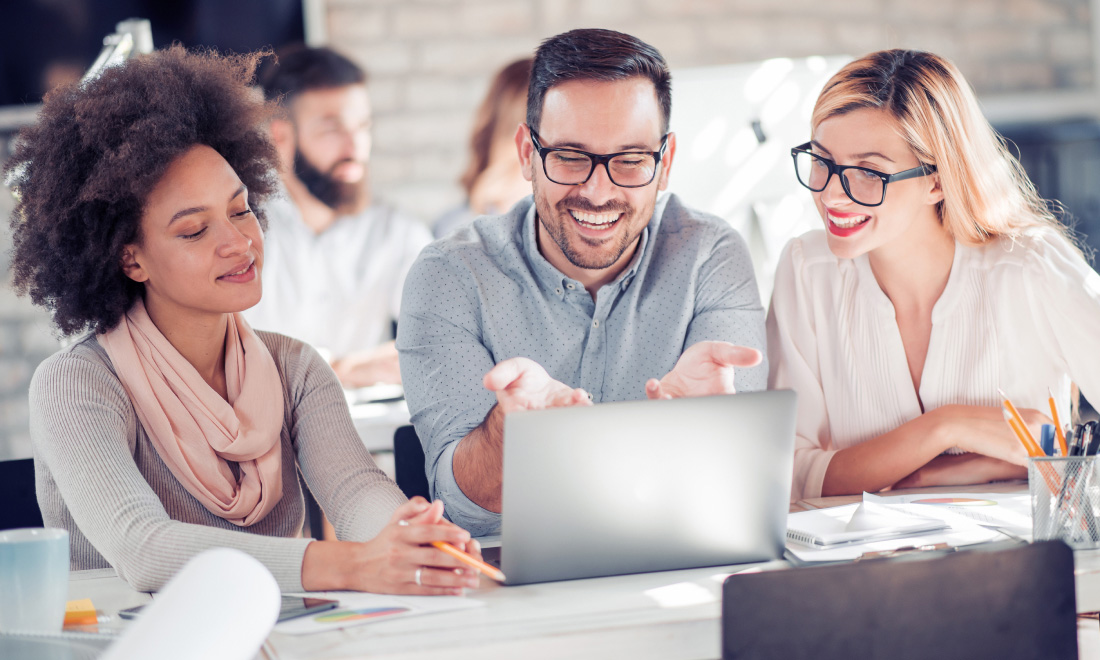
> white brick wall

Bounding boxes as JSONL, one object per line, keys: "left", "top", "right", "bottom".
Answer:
{"left": 325, "top": 0, "right": 1096, "bottom": 223}
{"left": 0, "top": 0, "right": 1094, "bottom": 457}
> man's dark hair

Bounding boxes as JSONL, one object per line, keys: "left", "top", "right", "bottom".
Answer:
{"left": 527, "top": 28, "right": 672, "bottom": 134}
{"left": 5, "top": 46, "right": 279, "bottom": 336}
{"left": 259, "top": 45, "right": 367, "bottom": 104}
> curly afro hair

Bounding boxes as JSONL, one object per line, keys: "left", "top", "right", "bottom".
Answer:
{"left": 5, "top": 46, "right": 280, "bottom": 336}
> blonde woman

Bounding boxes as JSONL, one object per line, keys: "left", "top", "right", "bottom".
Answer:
{"left": 768, "top": 49, "right": 1100, "bottom": 499}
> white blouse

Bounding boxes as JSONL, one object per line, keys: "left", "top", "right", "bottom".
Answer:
{"left": 767, "top": 228, "right": 1100, "bottom": 501}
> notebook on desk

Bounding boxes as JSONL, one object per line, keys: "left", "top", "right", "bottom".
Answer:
{"left": 786, "top": 501, "right": 948, "bottom": 547}
{"left": 492, "top": 389, "right": 797, "bottom": 585}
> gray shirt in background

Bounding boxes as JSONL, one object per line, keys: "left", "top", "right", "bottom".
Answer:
{"left": 31, "top": 331, "right": 407, "bottom": 593}
{"left": 397, "top": 193, "right": 767, "bottom": 536}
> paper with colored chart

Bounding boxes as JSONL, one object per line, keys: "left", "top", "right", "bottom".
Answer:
{"left": 273, "top": 592, "right": 483, "bottom": 636}
{"left": 864, "top": 491, "right": 1032, "bottom": 536}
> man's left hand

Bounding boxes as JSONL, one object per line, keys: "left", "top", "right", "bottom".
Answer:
{"left": 645, "top": 341, "right": 762, "bottom": 400}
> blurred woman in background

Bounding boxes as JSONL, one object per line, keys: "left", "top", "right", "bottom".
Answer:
{"left": 434, "top": 57, "right": 532, "bottom": 237}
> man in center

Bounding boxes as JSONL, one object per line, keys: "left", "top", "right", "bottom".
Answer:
{"left": 398, "top": 29, "right": 767, "bottom": 536}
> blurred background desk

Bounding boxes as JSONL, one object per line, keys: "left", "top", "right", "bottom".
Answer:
{"left": 348, "top": 400, "right": 408, "bottom": 454}
{"left": 344, "top": 385, "right": 410, "bottom": 482}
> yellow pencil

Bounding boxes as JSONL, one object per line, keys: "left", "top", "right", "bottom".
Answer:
{"left": 1004, "top": 409, "right": 1060, "bottom": 492}
{"left": 999, "top": 389, "right": 1042, "bottom": 456}
{"left": 432, "top": 541, "right": 507, "bottom": 583}
{"left": 1048, "top": 388, "right": 1068, "bottom": 457}
{"left": 1005, "top": 414, "right": 1042, "bottom": 458}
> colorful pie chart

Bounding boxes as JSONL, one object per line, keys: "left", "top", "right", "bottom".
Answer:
{"left": 314, "top": 606, "right": 409, "bottom": 623}
{"left": 911, "top": 497, "right": 997, "bottom": 506}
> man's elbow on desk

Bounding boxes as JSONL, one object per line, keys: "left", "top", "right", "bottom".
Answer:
{"left": 437, "top": 437, "right": 504, "bottom": 537}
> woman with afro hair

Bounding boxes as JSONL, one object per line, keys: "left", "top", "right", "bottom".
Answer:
{"left": 7, "top": 46, "right": 481, "bottom": 594}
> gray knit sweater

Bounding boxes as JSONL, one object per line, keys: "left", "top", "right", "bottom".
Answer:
{"left": 30, "top": 331, "right": 407, "bottom": 593}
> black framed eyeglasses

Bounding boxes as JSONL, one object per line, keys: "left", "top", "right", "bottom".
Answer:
{"left": 790, "top": 142, "right": 937, "bottom": 207}
{"left": 529, "top": 129, "right": 669, "bottom": 188}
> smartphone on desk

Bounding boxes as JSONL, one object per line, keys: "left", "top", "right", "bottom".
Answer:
{"left": 118, "top": 595, "right": 339, "bottom": 622}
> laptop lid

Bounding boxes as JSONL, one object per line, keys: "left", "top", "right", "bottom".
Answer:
{"left": 721, "top": 540, "right": 1078, "bottom": 660}
{"left": 500, "top": 389, "right": 796, "bottom": 585}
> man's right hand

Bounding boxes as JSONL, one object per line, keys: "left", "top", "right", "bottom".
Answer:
{"left": 453, "top": 358, "right": 590, "bottom": 515}
{"left": 483, "top": 357, "right": 593, "bottom": 414}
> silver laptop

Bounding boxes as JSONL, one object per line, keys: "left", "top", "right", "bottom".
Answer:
{"left": 496, "top": 389, "right": 797, "bottom": 585}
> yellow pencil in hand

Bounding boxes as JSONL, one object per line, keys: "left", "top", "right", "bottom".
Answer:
{"left": 431, "top": 541, "right": 507, "bottom": 583}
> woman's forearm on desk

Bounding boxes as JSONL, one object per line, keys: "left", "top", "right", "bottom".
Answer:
{"left": 820, "top": 412, "right": 948, "bottom": 496}
{"left": 893, "top": 454, "right": 1027, "bottom": 489}
{"left": 821, "top": 404, "right": 1040, "bottom": 496}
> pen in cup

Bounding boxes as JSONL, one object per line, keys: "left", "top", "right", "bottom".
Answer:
{"left": 1040, "top": 424, "right": 1055, "bottom": 457}
{"left": 1048, "top": 388, "right": 1068, "bottom": 456}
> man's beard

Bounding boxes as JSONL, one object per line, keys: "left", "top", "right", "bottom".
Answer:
{"left": 532, "top": 177, "right": 641, "bottom": 271}
{"left": 293, "top": 150, "right": 367, "bottom": 212}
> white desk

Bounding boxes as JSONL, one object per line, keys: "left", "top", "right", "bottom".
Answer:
{"left": 266, "top": 562, "right": 781, "bottom": 660}
{"left": 54, "top": 481, "right": 1100, "bottom": 659}
{"left": 62, "top": 559, "right": 1099, "bottom": 660}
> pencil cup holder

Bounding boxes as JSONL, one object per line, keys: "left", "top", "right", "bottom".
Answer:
{"left": 1030, "top": 456, "right": 1100, "bottom": 550}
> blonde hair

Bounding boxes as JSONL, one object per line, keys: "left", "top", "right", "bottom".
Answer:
{"left": 812, "top": 49, "right": 1073, "bottom": 248}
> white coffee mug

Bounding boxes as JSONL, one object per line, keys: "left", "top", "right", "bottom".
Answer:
{"left": 0, "top": 528, "right": 70, "bottom": 632}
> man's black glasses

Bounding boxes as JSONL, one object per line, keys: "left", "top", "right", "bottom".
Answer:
{"left": 530, "top": 129, "right": 669, "bottom": 188}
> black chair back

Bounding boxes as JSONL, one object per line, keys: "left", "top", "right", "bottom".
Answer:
{"left": 0, "top": 458, "right": 44, "bottom": 530}
{"left": 393, "top": 425, "right": 431, "bottom": 500}
{"left": 722, "top": 540, "right": 1077, "bottom": 660}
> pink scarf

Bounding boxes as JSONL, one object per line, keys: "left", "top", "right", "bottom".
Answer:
{"left": 98, "top": 300, "right": 285, "bottom": 526}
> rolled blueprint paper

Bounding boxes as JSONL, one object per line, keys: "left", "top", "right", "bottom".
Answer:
{"left": 102, "top": 548, "right": 280, "bottom": 660}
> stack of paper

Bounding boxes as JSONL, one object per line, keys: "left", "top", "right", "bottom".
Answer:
{"left": 787, "top": 501, "right": 946, "bottom": 548}
{"left": 786, "top": 492, "right": 1029, "bottom": 562}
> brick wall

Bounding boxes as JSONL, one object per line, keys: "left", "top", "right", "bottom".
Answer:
{"left": 0, "top": 0, "right": 1095, "bottom": 457}
{"left": 0, "top": 162, "right": 62, "bottom": 460}
{"left": 324, "top": 0, "right": 1096, "bottom": 222}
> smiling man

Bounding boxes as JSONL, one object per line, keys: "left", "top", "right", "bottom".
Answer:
{"left": 244, "top": 46, "right": 431, "bottom": 387}
{"left": 398, "top": 29, "right": 768, "bottom": 536}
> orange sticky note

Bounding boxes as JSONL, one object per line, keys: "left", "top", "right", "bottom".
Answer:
{"left": 64, "top": 598, "right": 97, "bottom": 627}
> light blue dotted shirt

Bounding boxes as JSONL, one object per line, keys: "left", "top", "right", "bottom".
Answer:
{"left": 397, "top": 193, "right": 767, "bottom": 535}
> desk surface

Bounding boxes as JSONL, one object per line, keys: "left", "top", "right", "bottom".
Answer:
{"left": 267, "top": 562, "right": 782, "bottom": 660}
{"left": 62, "top": 484, "right": 1100, "bottom": 660}
{"left": 796, "top": 479, "right": 1031, "bottom": 510}
{"left": 64, "top": 560, "right": 1100, "bottom": 660}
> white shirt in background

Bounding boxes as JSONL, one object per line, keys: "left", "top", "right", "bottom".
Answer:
{"left": 768, "top": 228, "right": 1100, "bottom": 501}
{"left": 245, "top": 195, "right": 432, "bottom": 359}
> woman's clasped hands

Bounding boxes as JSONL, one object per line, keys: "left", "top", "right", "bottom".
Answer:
{"left": 302, "top": 497, "right": 483, "bottom": 595}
